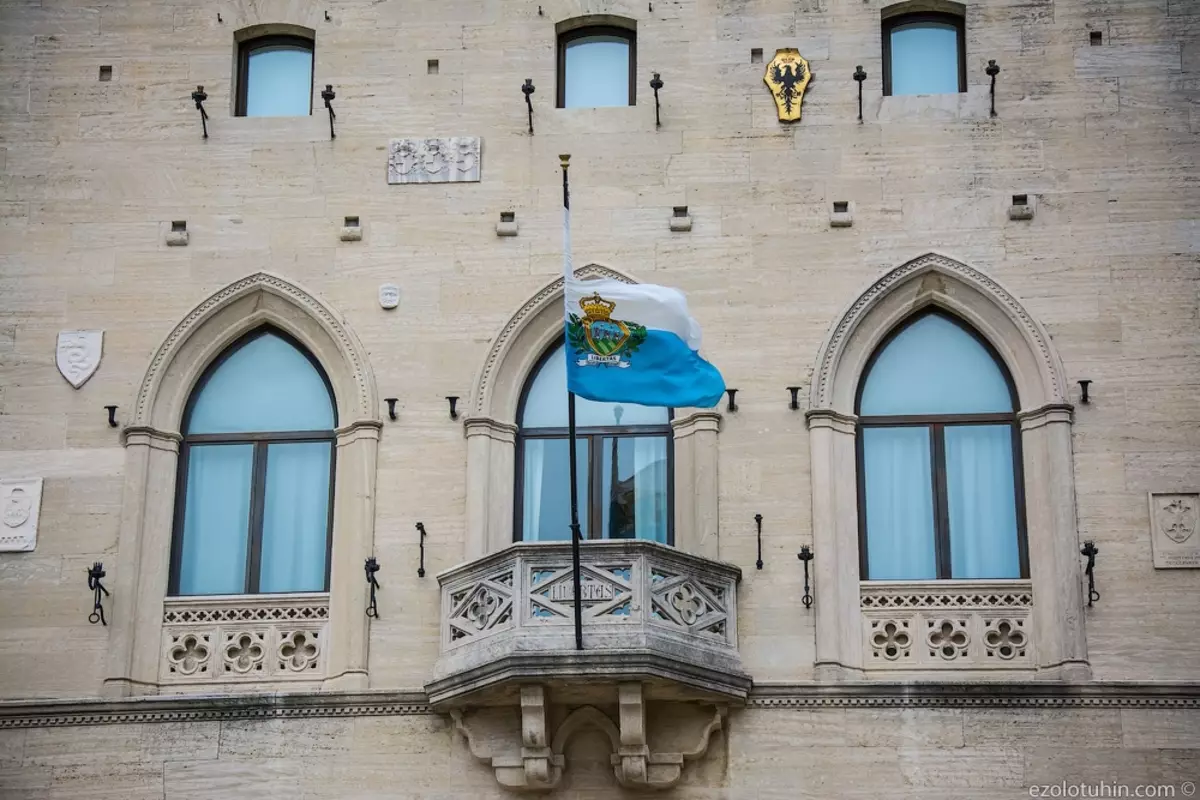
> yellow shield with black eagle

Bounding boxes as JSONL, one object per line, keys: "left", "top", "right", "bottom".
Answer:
{"left": 764, "top": 49, "right": 812, "bottom": 122}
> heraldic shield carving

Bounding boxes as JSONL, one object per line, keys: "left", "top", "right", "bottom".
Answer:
{"left": 56, "top": 330, "right": 103, "bottom": 389}
{"left": 763, "top": 49, "right": 812, "bottom": 122}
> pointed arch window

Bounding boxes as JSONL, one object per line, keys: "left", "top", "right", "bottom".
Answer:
{"left": 856, "top": 312, "right": 1028, "bottom": 580}
{"left": 169, "top": 328, "right": 336, "bottom": 596}
{"left": 516, "top": 343, "right": 672, "bottom": 544}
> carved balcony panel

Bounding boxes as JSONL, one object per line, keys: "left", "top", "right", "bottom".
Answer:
{"left": 159, "top": 594, "right": 329, "bottom": 691}
{"left": 860, "top": 580, "right": 1034, "bottom": 673}
{"left": 427, "top": 540, "right": 749, "bottom": 709}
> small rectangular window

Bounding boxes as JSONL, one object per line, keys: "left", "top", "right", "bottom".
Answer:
{"left": 882, "top": 12, "right": 966, "bottom": 96}
{"left": 237, "top": 35, "right": 315, "bottom": 117}
{"left": 557, "top": 26, "right": 636, "bottom": 108}
{"left": 1089, "top": 30, "right": 1102, "bottom": 45}
{"left": 99, "top": 65, "right": 113, "bottom": 81}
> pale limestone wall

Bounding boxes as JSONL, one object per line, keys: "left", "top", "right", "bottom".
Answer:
{"left": 1, "top": 707, "right": 1199, "bottom": 799}
{"left": 0, "top": 0, "right": 1197, "bottom": 707}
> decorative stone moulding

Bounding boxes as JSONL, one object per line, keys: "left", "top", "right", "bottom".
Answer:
{"left": 0, "top": 478, "right": 43, "bottom": 552}
{"left": 158, "top": 594, "right": 329, "bottom": 688}
{"left": 387, "top": 137, "right": 482, "bottom": 184}
{"left": 860, "top": 581, "right": 1034, "bottom": 671}
{"left": 56, "top": 330, "right": 103, "bottom": 388}
{"left": 1149, "top": 492, "right": 1200, "bottom": 568}
{"left": 378, "top": 283, "right": 400, "bottom": 310}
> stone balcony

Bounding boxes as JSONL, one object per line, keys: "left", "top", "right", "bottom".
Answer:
{"left": 425, "top": 540, "right": 749, "bottom": 791}
{"left": 426, "top": 539, "right": 749, "bottom": 707}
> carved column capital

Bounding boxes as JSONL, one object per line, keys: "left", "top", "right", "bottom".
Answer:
{"left": 464, "top": 415, "right": 518, "bottom": 443}
{"left": 1018, "top": 403, "right": 1074, "bottom": 430}
{"left": 671, "top": 410, "right": 721, "bottom": 439}
{"left": 805, "top": 408, "right": 858, "bottom": 434}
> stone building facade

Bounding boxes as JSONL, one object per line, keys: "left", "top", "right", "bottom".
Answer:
{"left": 0, "top": 0, "right": 1198, "bottom": 796}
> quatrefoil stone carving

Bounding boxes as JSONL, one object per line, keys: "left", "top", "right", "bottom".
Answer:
{"left": 467, "top": 588, "right": 499, "bottom": 630}
{"left": 984, "top": 619, "right": 1027, "bottom": 659}
{"left": 670, "top": 585, "right": 705, "bottom": 625}
{"left": 870, "top": 621, "right": 910, "bottom": 660}
{"left": 279, "top": 631, "right": 320, "bottom": 671}
{"left": 927, "top": 619, "right": 969, "bottom": 660}
{"left": 224, "top": 632, "right": 265, "bottom": 673}
{"left": 168, "top": 633, "right": 209, "bottom": 675}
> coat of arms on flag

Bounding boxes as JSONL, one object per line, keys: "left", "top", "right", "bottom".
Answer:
{"left": 567, "top": 293, "right": 647, "bottom": 368}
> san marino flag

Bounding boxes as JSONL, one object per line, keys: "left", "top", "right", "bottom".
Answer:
{"left": 560, "top": 157, "right": 726, "bottom": 409}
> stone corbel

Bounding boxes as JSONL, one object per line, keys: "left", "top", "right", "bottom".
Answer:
{"left": 608, "top": 682, "right": 726, "bottom": 790}
{"left": 451, "top": 686, "right": 563, "bottom": 792}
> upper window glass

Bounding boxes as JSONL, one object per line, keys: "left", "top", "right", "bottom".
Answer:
{"left": 856, "top": 312, "right": 1026, "bottom": 582}
{"left": 558, "top": 27, "right": 635, "bottom": 108}
{"left": 883, "top": 13, "right": 965, "bottom": 96}
{"left": 517, "top": 344, "right": 670, "bottom": 544}
{"left": 237, "top": 35, "right": 314, "bottom": 117}
{"left": 171, "top": 329, "right": 335, "bottom": 596}
{"left": 859, "top": 314, "right": 1012, "bottom": 416}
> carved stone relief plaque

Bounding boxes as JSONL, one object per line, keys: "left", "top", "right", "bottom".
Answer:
{"left": 1149, "top": 492, "right": 1200, "bottom": 568}
{"left": 0, "top": 478, "right": 43, "bottom": 552}
{"left": 56, "top": 330, "right": 103, "bottom": 388}
{"left": 387, "top": 137, "right": 482, "bottom": 184}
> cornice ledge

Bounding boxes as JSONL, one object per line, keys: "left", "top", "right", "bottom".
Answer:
{"left": 804, "top": 408, "right": 858, "bottom": 434}
{"left": 0, "top": 689, "right": 431, "bottom": 729}
{"left": 746, "top": 681, "right": 1200, "bottom": 708}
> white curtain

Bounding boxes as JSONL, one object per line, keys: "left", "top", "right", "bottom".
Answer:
{"left": 178, "top": 444, "right": 254, "bottom": 595}
{"left": 862, "top": 427, "right": 937, "bottom": 580}
{"left": 633, "top": 437, "right": 668, "bottom": 543}
{"left": 259, "top": 442, "right": 331, "bottom": 592}
{"left": 945, "top": 425, "right": 1021, "bottom": 578}
{"left": 523, "top": 440, "right": 547, "bottom": 541}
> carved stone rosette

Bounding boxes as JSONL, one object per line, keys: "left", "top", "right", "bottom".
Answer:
{"left": 861, "top": 581, "right": 1033, "bottom": 671}
{"left": 159, "top": 595, "right": 328, "bottom": 688}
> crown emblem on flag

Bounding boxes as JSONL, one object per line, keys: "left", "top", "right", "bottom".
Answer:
{"left": 579, "top": 293, "right": 615, "bottom": 321}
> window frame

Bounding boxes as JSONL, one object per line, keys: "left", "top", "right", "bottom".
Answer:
{"left": 235, "top": 34, "right": 316, "bottom": 117}
{"left": 853, "top": 311, "right": 1029, "bottom": 580}
{"left": 167, "top": 326, "right": 338, "bottom": 596}
{"left": 556, "top": 25, "right": 638, "bottom": 109}
{"left": 514, "top": 342, "right": 674, "bottom": 544}
{"left": 881, "top": 11, "right": 967, "bottom": 97}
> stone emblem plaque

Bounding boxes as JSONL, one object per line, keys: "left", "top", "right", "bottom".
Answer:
{"left": 1, "top": 478, "right": 43, "bottom": 552}
{"left": 56, "top": 330, "right": 103, "bottom": 388}
{"left": 1149, "top": 492, "right": 1200, "bottom": 568}
{"left": 763, "top": 49, "right": 811, "bottom": 122}
{"left": 379, "top": 284, "right": 400, "bottom": 310}
{"left": 387, "top": 137, "right": 482, "bottom": 184}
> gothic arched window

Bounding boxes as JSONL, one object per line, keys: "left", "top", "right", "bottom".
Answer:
{"left": 169, "top": 328, "right": 336, "bottom": 595}
{"left": 516, "top": 344, "right": 671, "bottom": 543}
{"left": 856, "top": 312, "right": 1028, "bottom": 580}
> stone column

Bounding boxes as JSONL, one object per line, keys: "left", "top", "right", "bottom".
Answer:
{"left": 103, "top": 426, "right": 181, "bottom": 697}
{"left": 671, "top": 412, "right": 721, "bottom": 560}
{"left": 464, "top": 417, "right": 518, "bottom": 560}
{"left": 806, "top": 410, "right": 864, "bottom": 681}
{"left": 323, "top": 419, "right": 382, "bottom": 690}
{"left": 1020, "top": 404, "right": 1091, "bottom": 680}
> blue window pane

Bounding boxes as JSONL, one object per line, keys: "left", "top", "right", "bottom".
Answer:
{"left": 601, "top": 436, "right": 668, "bottom": 542}
{"left": 259, "top": 442, "right": 331, "bottom": 593}
{"left": 946, "top": 425, "right": 1021, "bottom": 579}
{"left": 564, "top": 35, "right": 631, "bottom": 108}
{"left": 863, "top": 427, "right": 937, "bottom": 580}
{"left": 889, "top": 21, "right": 960, "bottom": 96}
{"left": 246, "top": 45, "right": 312, "bottom": 117}
{"left": 178, "top": 444, "right": 253, "bottom": 595}
{"left": 521, "top": 345, "right": 668, "bottom": 428}
{"left": 522, "top": 438, "right": 590, "bottom": 541}
{"left": 859, "top": 314, "right": 1012, "bottom": 416}
{"left": 187, "top": 333, "right": 334, "bottom": 434}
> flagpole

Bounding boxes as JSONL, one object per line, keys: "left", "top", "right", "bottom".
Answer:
{"left": 561, "top": 154, "right": 584, "bottom": 651}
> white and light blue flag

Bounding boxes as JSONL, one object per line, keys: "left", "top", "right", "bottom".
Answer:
{"left": 561, "top": 164, "right": 725, "bottom": 409}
